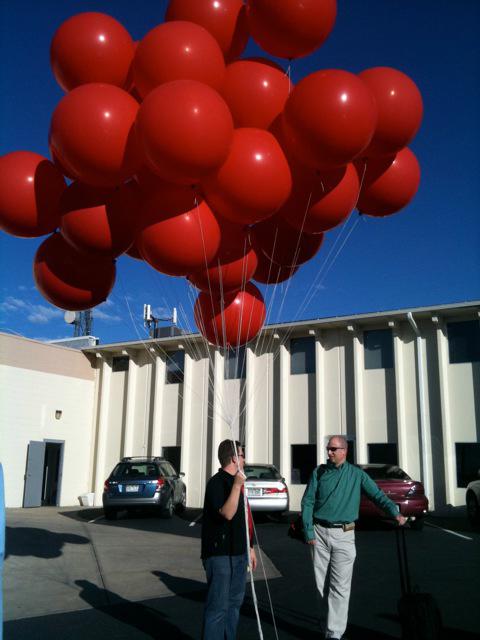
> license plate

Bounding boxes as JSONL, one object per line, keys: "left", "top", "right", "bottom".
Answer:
{"left": 248, "top": 488, "right": 261, "bottom": 497}
{"left": 125, "top": 485, "right": 139, "bottom": 493}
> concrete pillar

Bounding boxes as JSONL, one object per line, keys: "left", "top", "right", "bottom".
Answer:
{"left": 122, "top": 352, "right": 138, "bottom": 457}
{"left": 279, "top": 339, "right": 290, "bottom": 483}
{"left": 180, "top": 350, "right": 193, "bottom": 482}
{"left": 352, "top": 331, "right": 367, "bottom": 464}
{"left": 435, "top": 319, "right": 455, "bottom": 505}
{"left": 212, "top": 350, "right": 225, "bottom": 475}
{"left": 93, "top": 356, "right": 112, "bottom": 505}
{"left": 151, "top": 355, "right": 166, "bottom": 456}
{"left": 393, "top": 326, "right": 409, "bottom": 469}
{"left": 245, "top": 346, "right": 256, "bottom": 462}
{"left": 315, "top": 331, "right": 327, "bottom": 463}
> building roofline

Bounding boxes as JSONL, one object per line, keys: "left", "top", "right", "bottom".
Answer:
{"left": 81, "top": 299, "right": 480, "bottom": 354}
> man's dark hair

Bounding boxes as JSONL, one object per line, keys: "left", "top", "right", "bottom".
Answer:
{"left": 218, "top": 439, "right": 243, "bottom": 468}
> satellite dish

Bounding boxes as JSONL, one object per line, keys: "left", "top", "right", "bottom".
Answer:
{"left": 64, "top": 311, "right": 77, "bottom": 324}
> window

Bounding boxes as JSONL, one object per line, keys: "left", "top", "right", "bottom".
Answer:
{"left": 290, "top": 337, "right": 315, "bottom": 375}
{"left": 224, "top": 346, "right": 246, "bottom": 379}
{"left": 447, "top": 320, "right": 480, "bottom": 364}
{"left": 455, "top": 443, "right": 480, "bottom": 488}
{"left": 165, "top": 350, "right": 184, "bottom": 384}
{"left": 112, "top": 356, "right": 129, "bottom": 372}
{"left": 364, "top": 329, "right": 394, "bottom": 369}
{"left": 112, "top": 463, "right": 158, "bottom": 478}
{"left": 160, "top": 461, "right": 178, "bottom": 477}
{"left": 244, "top": 465, "right": 281, "bottom": 480}
{"left": 291, "top": 444, "right": 316, "bottom": 484}
{"left": 162, "top": 446, "right": 181, "bottom": 473}
{"left": 362, "top": 465, "right": 410, "bottom": 480}
{"left": 368, "top": 443, "right": 398, "bottom": 465}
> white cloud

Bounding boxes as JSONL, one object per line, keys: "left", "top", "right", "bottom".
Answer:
{"left": 93, "top": 308, "right": 122, "bottom": 323}
{"left": 1, "top": 295, "right": 62, "bottom": 324}
{"left": 0, "top": 296, "right": 29, "bottom": 312}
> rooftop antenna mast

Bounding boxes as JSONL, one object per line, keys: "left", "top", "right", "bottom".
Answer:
{"left": 143, "top": 304, "right": 177, "bottom": 337}
{"left": 64, "top": 310, "right": 93, "bottom": 336}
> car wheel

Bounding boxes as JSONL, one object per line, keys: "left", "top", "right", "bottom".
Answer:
{"left": 466, "top": 491, "right": 480, "bottom": 525}
{"left": 177, "top": 489, "right": 186, "bottom": 513}
{"left": 410, "top": 517, "right": 424, "bottom": 531}
{"left": 104, "top": 508, "right": 117, "bottom": 521}
{"left": 162, "top": 495, "right": 174, "bottom": 519}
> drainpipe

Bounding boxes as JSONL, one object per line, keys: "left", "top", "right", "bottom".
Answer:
{"left": 407, "top": 312, "right": 431, "bottom": 503}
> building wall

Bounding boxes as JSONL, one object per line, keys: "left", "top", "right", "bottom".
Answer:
{"left": 2, "top": 305, "right": 478, "bottom": 514}
{"left": 0, "top": 334, "right": 96, "bottom": 508}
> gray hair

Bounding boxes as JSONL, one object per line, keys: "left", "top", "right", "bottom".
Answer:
{"left": 327, "top": 435, "right": 348, "bottom": 448}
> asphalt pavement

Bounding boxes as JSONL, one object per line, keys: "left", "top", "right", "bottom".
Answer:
{"left": 4, "top": 507, "right": 480, "bottom": 639}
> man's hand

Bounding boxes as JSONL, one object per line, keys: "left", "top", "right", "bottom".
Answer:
{"left": 307, "top": 539, "right": 316, "bottom": 545}
{"left": 250, "top": 547, "right": 257, "bottom": 571}
{"left": 233, "top": 470, "right": 246, "bottom": 488}
{"left": 396, "top": 515, "right": 407, "bottom": 526}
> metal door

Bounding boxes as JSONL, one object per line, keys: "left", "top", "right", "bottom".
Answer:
{"left": 23, "top": 441, "right": 46, "bottom": 508}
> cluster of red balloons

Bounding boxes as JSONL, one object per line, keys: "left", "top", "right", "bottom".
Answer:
{"left": 0, "top": 1, "right": 423, "bottom": 347}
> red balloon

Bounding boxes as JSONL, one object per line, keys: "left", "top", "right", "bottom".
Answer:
{"left": 194, "top": 282, "right": 266, "bottom": 347}
{"left": 49, "top": 83, "right": 141, "bottom": 187}
{"left": 253, "top": 251, "right": 299, "bottom": 284}
{"left": 358, "top": 67, "right": 424, "bottom": 158}
{"left": 34, "top": 233, "right": 116, "bottom": 311}
{"left": 133, "top": 21, "right": 225, "bottom": 98}
{"left": 60, "top": 181, "right": 140, "bottom": 257}
{"left": 50, "top": 12, "right": 134, "bottom": 92}
{"left": 279, "top": 163, "right": 360, "bottom": 234}
{"left": 166, "top": 0, "right": 249, "bottom": 60}
{"left": 188, "top": 220, "right": 258, "bottom": 293}
{"left": 136, "top": 80, "right": 234, "bottom": 185}
{"left": 356, "top": 147, "right": 421, "bottom": 217}
{"left": 138, "top": 183, "right": 221, "bottom": 276}
{"left": 247, "top": 0, "right": 337, "bottom": 59}
{"left": 202, "top": 128, "right": 292, "bottom": 225}
{"left": 220, "top": 58, "right": 291, "bottom": 130}
{"left": 250, "top": 215, "right": 324, "bottom": 267}
{"left": 282, "top": 70, "right": 377, "bottom": 169}
{"left": 0, "top": 151, "right": 66, "bottom": 238}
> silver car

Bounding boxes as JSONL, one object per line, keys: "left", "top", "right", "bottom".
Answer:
{"left": 244, "top": 463, "right": 289, "bottom": 514}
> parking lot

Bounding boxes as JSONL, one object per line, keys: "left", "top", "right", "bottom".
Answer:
{"left": 4, "top": 507, "right": 480, "bottom": 639}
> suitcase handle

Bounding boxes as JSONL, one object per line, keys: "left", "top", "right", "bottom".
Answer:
{"left": 395, "top": 522, "right": 412, "bottom": 594}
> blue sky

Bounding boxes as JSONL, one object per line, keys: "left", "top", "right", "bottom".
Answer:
{"left": 1, "top": 0, "right": 479, "bottom": 344}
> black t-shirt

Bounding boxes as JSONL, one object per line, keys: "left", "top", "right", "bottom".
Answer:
{"left": 201, "top": 469, "right": 249, "bottom": 559}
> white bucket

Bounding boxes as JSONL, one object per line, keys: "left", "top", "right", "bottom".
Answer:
{"left": 79, "top": 492, "right": 95, "bottom": 507}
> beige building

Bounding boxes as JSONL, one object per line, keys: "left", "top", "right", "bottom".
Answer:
{"left": 1, "top": 300, "right": 479, "bottom": 513}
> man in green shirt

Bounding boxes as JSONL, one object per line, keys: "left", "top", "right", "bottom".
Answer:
{"left": 301, "top": 435, "right": 406, "bottom": 640}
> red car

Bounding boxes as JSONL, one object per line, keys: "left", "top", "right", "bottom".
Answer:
{"left": 359, "top": 464, "right": 429, "bottom": 530}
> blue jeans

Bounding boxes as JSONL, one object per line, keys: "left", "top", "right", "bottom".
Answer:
{"left": 202, "top": 553, "right": 248, "bottom": 640}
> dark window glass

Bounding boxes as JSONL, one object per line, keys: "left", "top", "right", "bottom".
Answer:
{"left": 364, "top": 329, "right": 394, "bottom": 369}
{"left": 447, "top": 320, "right": 480, "bottom": 364}
{"left": 346, "top": 440, "right": 355, "bottom": 464}
{"left": 112, "top": 356, "right": 129, "bottom": 372}
{"left": 162, "top": 446, "right": 181, "bottom": 473}
{"left": 361, "top": 465, "right": 410, "bottom": 480}
{"left": 159, "top": 461, "right": 177, "bottom": 477}
{"left": 291, "top": 337, "right": 315, "bottom": 375}
{"left": 112, "top": 463, "right": 158, "bottom": 479}
{"left": 244, "top": 465, "right": 282, "bottom": 480}
{"left": 224, "top": 346, "right": 246, "bottom": 379}
{"left": 291, "top": 444, "right": 316, "bottom": 484}
{"left": 455, "top": 443, "right": 480, "bottom": 487}
{"left": 165, "top": 350, "right": 185, "bottom": 384}
{"left": 368, "top": 443, "right": 398, "bottom": 465}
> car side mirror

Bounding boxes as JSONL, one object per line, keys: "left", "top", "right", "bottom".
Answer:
{"left": 282, "top": 477, "right": 286, "bottom": 483}
{"left": 179, "top": 472, "right": 185, "bottom": 477}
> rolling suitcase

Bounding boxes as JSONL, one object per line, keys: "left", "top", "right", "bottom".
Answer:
{"left": 395, "top": 525, "right": 443, "bottom": 640}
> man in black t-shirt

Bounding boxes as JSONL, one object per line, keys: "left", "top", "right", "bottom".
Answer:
{"left": 201, "top": 439, "right": 257, "bottom": 640}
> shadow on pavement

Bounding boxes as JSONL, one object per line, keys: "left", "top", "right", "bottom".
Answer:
{"left": 75, "top": 580, "right": 193, "bottom": 639}
{"left": 5, "top": 526, "right": 89, "bottom": 559}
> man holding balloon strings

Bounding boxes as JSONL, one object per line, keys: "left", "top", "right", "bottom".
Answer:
{"left": 302, "top": 435, "right": 407, "bottom": 640}
{"left": 201, "top": 439, "right": 257, "bottom": 640}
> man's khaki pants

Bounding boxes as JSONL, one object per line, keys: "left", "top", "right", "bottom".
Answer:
{"left": 311, "top": 524, "right": 357, "bottom": 639}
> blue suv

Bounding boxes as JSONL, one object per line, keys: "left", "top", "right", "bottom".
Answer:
{"left": 102, "top": 457, "right": 186, "bottom": 520}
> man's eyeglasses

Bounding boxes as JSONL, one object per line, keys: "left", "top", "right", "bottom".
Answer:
{"left": 326, "top": 447, "right": 345, "bottom": 452}
{"left": 237, "top": 453, "right": 245, "bottom": 458}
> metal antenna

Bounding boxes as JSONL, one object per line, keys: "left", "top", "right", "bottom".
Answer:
{"left": 143, "top": 304, "right": 178, "bottom": 337}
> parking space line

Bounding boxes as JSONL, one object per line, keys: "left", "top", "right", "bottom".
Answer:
{"left": 425, "top": 522, "right": 473, "bottom": 541}
{"left": 189, "top": 513, "right": 203, "bottom": 527}
{"left": 88, "top": 515, "right": 104, "bottom": 524}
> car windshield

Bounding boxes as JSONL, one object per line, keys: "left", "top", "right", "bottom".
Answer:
{"left": 362, "top": 465, "right": 411, "bottom": 480}
{"left": 112, "top": 463, "right": 159, "bottom": 479}
{"left": 244, "top": 465, "right": 281, "bottom": 480}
